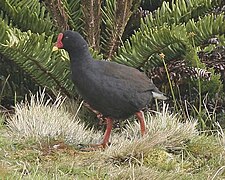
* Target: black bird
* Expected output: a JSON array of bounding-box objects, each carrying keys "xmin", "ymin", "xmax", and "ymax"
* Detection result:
[{"xmin": 54, "ymin": 30, "xmax": 167, "ymax": 148}]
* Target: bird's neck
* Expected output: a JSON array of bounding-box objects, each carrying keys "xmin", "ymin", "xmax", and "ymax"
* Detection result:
[
  {"xmin": 68, "ymin": 49, "xmax": 92, "ymax": 66},
  {"xmin": 69, "ymin": 50, "xmax": 94, "ymax": 86}
]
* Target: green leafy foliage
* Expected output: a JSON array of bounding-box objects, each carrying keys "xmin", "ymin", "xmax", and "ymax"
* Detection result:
[
  {"xmin": 0, "ymin": 17, "xmax": 73, "ymax": 97},
  {"xmin": 141, "ymin": 0, "xmax": 216, "ymax": 29},
  {"xmin": 0, "ymin": 0, "xmax": 55, "ymax": 35},
  {"xmin": 62, "ymin": 0, "xmax": 83, "ymax": 32},
  {"xmin": 115, "ymin": 13, "xmax": 225, "ymax": 69},
  {"xmin": 114, "ymin": 24, "xmax": 188, "ymax": 68},
  {"xmin": 0, "ymin": 0, "xmax": 225, "ymax": 129},
  {"xmin": 186, "ymin": 14, "xmax": 225, "ymax": 45}
]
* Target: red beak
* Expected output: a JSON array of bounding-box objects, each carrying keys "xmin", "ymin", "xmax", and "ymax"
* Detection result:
[{"xmin": 53, "ymin": 33, "xmax": 64, "ymax": 51}]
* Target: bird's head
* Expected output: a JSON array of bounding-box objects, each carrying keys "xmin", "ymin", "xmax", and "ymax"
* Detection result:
[{"xmin": 53, "ymin": 30, "xmax": 88, "ymax": 54}]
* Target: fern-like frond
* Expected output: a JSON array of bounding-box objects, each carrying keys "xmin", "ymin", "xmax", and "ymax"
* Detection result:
[
  {"xmin": 114, "ymin": 24, "xmax": 188, "ymax": 69},
  {"xmin": 141, "ymin": 0, "xmax": 221, "ymax": 30},
  {"xmin": 62, "ymin": 0, "xmax": 83, "ymax": 32},
  {"xmin": 114, "ymin": 12, "xmax": 225, "ymax": 70},
  {"xmin": 0, "ymin": 17, "xmax": 74, "ymax": 98},
  {"xmin": 0, "ymin": 0, "xmax": 55, "ymax": 35},
  {"xmin": 186, "ymin": 14, "xmax": 225, "ymax": 46}
]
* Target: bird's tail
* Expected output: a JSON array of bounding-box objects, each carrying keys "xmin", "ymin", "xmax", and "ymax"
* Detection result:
[{"xmin": 152, "ymin": 91, "xmax": 167, "ymax": 100}]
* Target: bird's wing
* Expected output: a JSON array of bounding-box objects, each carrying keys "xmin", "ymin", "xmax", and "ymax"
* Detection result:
[
  {"xmin": 96, "ymin": 60, "xmax": 157, "ymax": 92},
  {"xmin": 88, "ymin": 61, "xmax": 159, "ymax": 109}
]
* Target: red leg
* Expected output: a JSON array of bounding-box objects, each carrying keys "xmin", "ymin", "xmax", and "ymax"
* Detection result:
[
  {"xmin": 135, "ymin": 111, "xmax": 146, "ymax": 136},
  {"xmin": 80, "ymin": 117, "xmax": 112, "ymax": 151},
  {"xmin": 102, "ymin": 117, "xmax": 113, "ymax": 148}
]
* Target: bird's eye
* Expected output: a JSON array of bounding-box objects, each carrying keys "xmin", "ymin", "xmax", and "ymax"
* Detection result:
[{"xmin": 65, "ymin": 36, "xmax": 69, "ymax": 39}]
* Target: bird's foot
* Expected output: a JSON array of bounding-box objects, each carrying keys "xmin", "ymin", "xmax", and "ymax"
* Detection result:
[{"xmin": 80, "ymin": 142, "xmax": 110, "ymax": 152}]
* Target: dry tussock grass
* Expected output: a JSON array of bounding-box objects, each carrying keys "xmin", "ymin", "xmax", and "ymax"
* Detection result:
[
  {"xmin": 4, "ymin": 90, "xmax": 225, "ymax": 179},
  {"xmin": 104, "ymin": 104, "xmax": 197, "ymax": 162},
  {"xmin": 7, "ymin": 90, "xmax": 102, "ymax": 144},
  {"xmin": 8, "ymin": 91, "xmax": 198, "ymax": 152}
]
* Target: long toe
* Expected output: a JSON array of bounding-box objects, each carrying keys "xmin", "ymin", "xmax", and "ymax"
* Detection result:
[{"xmin": 80, "ymin": 142, "xmax": 110, "ymax": 152}]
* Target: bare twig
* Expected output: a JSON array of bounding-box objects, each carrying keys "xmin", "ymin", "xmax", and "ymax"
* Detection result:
[
  {"xmin": 43, "ymin": 0, "xmax": 69, "ymax": 31},
  {"xmin": 81, "ymin": 0, "xmax": 102, "ymax": 51}
]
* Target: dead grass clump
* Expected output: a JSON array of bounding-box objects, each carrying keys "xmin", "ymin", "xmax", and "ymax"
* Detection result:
[
  {"xmin": 1, "ymin": 91, "xmax": 225, "ymax": 179},
  {"xmin": 105, "ymin": 104, "xmax": 198, "ymax": 165},
  {"xmin": 7, "ymin": 90, "xmax": 102, "ymax": 145}
]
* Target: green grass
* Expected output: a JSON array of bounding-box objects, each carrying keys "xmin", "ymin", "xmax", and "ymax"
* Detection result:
[{"xmin": 0, "ymin": 92, "xmax": 224, "ymax": 179}]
